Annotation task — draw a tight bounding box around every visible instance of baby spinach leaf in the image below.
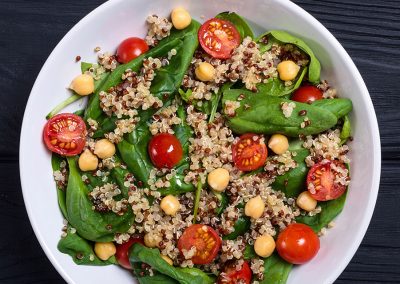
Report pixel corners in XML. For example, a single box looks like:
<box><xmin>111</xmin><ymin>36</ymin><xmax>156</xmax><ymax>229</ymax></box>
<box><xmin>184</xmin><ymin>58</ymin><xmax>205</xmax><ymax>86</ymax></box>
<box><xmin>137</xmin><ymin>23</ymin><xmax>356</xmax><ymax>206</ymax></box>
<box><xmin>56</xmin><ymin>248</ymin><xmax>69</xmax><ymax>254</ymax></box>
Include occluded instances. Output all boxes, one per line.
<box><xmin>51</xmin><ymin>154</ymin><xmax>68</xmax><ymax>219</ymax></box>
<box><xmin>135</xmin><ymin>274</ymin><xmax>178</xmax><ymax>284</ymax></box>
<box><xmin>216</xmin><ymin>12</ymin><xmax>254</xmax><ymax>39</ymax></box>
<box><xmin>257</xmin><ymin>67</ymin><xmax>307</xmax><ymax>97</ymax></box>
<box><xmin>214</xmin><ymin>192</ymin><xmax>229</xmax><ymax>216</ymax></box>
<box><xmin>222</xmin><ymin>216</ymin><xmax>251</xmax><ymax>240</ymax></box>
<box><xmin>340</xmin><ymin>115</ymin><xmax>351</xmax><ymax>145</ymax></box>
<box><xmin>58</xmin><ymin>226</ymin><xmax>116</xmax><ymax>266</ymax></box>
<box><xmin>129</xmin><ymin>244</ymin><xmax>215</xmax><ymax>284</ymax></box>
<box><xmin>296</xmin><ymin>191</ymin><xmax>347</xmax><ymax>233</ymax></box>
<box><xmin>257</xmin><ymin>30</ymin><xmax>321</xmax><ymax>84</ymax></box>
<box><xmin>243</xmin><ymin>244</ymin><xmax>257</xmax><ymax>260</ymax></box>
<box><xmin>312</xmin><ymin>98</ymin><xmax>353</xmax><ymax>119</ymax></box>
<box><xmin>272</xmin><ymin>148</ymin><xmax>310</xmax><ymax>198</ymax></box>
<box><xmin>65</xmin><ymin>157</ymin><xmax>133</xmax><ymax>242</ymax></box>
<box><xmin>80</xmin><ymin>62</ymin><xmax>93</xmax><ymax>73</ymax></box>
<box><xmin>261</xmin><ymin>254</ymin><xmax>292</xmax><ymax>284</ymax></box>
<box><xmin>223</xmin><ymin>89</ymin><xmax>338</xmax><ymax>136</ymax></box>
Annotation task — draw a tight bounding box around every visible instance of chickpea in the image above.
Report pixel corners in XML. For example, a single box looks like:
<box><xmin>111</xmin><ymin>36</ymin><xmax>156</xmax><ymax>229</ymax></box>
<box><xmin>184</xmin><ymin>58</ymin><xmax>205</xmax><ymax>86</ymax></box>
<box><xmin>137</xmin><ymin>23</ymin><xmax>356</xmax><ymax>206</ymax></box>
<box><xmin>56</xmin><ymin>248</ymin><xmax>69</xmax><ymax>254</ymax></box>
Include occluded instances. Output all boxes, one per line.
<box><xmin>161</xmin><ymin>254</ymin><xmax>174</xmax><ymax>266</ymax></box>
<box><xmin>244</xmin><ymin>196</ymin><xmax>265</xmax><ymax>219</ymax></box>
<box><xmin>254</xmin><ymin>234</ymin><xmax>276</xmax><ymax>258</ymax></box>
<box><xmin>268</xmin><ymin>134</ymin><xmax>289</xmax><ymax>155</ymax></box>
<box><xmin>94</xmin><ymin>242</ymin><xmax>116</xmax><ymax>261</ymax></box>
<box><xmin>296</xmin><ymin>191</ymin><xmax>317</xmax><ymax>212</ymax></box>
<box><xmin>144</xmin><ymin>233</ymin><xmax>162</xmax><ymax>248</ymax></box>
<box><xmin>277</xmin><ymin>60</ymin><xmax>300</xmax><ymax>81</ymax></box>
<box><xmin>78</xmin><ymin>149</ymin><xmax>98</xmax><ymax>171</ymax></box>
<box><xmin>207</xmin><ymin>168</ymin><xmax>230</xmax><ymax>192</ymax></box>
<box><xmin>70</xmin><ymin>74</ymin><xmax>94</xmax><ymax>96</ymax></box>
<box><xmin>171</xmin><ymin>7</ymin><xmax>191</xmax><ymax>30</ymax></box>
<box><xmin>94</xmin><ymin>139</ymin><xmax>116</xmax><ymax>159</ymax></box>
<box><xmin>160</xmin><ymin>195</ymin><xmax>180</xmax><ymax>216</ymax></box>
<box><xmin>195</xmin><ymin>62</ymin><xmax>215</xmax><ymax>82</ymax></box>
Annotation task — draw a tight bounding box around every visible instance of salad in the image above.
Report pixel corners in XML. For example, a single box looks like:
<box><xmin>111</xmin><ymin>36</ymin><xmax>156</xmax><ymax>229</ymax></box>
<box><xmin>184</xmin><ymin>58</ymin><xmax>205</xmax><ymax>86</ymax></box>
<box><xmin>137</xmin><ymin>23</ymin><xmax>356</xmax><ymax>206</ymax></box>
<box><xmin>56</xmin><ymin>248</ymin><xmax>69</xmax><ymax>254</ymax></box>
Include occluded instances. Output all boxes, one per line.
<box><xmin>44</xmin><ymin>7</ymin><xmax>352</xmax><ymax>284</ymax></box>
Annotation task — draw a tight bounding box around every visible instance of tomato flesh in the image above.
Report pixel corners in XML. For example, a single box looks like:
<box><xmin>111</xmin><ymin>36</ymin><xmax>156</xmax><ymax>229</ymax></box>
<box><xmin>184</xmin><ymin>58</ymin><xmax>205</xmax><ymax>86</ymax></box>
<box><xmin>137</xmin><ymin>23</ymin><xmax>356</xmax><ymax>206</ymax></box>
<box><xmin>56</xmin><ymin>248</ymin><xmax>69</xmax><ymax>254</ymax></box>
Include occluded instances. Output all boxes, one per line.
<box><xmin>217</xmin><ymin>261</ymin><xmax>252</xmax><ymax>284</ymax></box>
<box><xmin>198</xmin><ymin>18</ymin><xmax>241</xmax><ymax>59</ymax></box>
<box><xmin>115</xmin><ymin>237</ymin><xmax>144</xmax><ymax>269</ymax></box>
<box><xmin>148</xmin><ymin>133</ymin><xmax>183</xmax><ymax>169</ymax></box>
<box><xmin>43</xmin><ymin>113</ymin><xmax>86</xmax><ymax>156</ymax></box>
<box><xmin>276</xmin><ymin>223</ymin><xmax>320</xmax><ymax>264</ymax></box>
<box><xmin>232</xmin><ymin>133</ymin><xmax>268</xmax><ymax>172</ymax></box>
<box><xmin>178</xmin><ymin>224</ymin><xmax>221</xmax><ymax>265</ymax></box>
<box><xmin>291</xmin><ymin>85</ymin><xmax>323</xmax><ymax>103</ymax></box>
<box><xmin>307</xmin><ymin>160</ymin><xmax>347</xmax><ymax>201</ymax></box>
<box><xmin>117</xmin><ymin>37</ymin><xmax>149</xmax><ymax>64</ymax></box>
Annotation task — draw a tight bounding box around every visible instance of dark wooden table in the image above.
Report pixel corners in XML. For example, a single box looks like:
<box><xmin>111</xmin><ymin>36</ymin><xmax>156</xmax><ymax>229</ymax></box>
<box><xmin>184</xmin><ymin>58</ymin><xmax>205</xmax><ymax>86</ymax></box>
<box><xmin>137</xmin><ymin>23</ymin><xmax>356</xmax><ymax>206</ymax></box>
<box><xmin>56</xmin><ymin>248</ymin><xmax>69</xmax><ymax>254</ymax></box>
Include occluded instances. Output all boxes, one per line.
<box><xmin>1</xmin><ymin>0</ymin><xmax>399</xmax><ymax>283</ymax></box>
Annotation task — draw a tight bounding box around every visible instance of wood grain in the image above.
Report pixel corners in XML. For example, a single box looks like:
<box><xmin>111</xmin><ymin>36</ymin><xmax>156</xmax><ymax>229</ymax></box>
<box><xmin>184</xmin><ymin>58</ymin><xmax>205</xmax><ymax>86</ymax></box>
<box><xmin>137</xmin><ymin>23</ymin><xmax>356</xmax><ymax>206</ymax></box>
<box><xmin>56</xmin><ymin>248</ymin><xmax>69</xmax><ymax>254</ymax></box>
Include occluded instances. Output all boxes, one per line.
<box><xmin>0</xmin><ymin>0</ymin><xmax>399</xmax><ymax>283</ymax></box>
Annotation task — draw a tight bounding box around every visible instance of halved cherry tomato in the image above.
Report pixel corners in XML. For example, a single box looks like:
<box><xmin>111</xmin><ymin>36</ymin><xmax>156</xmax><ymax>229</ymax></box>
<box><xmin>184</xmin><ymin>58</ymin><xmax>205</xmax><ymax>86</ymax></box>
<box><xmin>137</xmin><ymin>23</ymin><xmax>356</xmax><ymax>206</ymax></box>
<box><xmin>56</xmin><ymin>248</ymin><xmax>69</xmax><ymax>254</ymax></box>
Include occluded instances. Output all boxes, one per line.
<box><xmin>198</xmin><ymin>18</ymin><xmax>241</xmax><ymax>59</ymax></box>
<box><xmin>232</xmin><ymin>133</ymin><xmax>268</xmax><ymax>172</ymax></box>
<box><xmin>148</xmin><ymin>133</ymin><xmax>183</xmax><ymax>169</ymax></box>
<box><xmin>291</xmin><ymin>85</ymin><xmax>323</xmax><ymax>103</ymax></box>
<box><xmin>43</xmin><ymin>113</ymin><xmax>86</xmax><ymax>156</ymax></box>
<box><xmin>115</xmin><ymin>237</ymin><xmax>144</xmax><ymax>269</ymax></box>
<box><xmin>307</xmin><ymin>160</ymin><xmax>348</xmax><ymax>201</ymax></box>
<box><xmin>276</xmin><ymin>223</ymin><xmax>320</xmax><ymax>264</ymax></box>
<box><xmin>116</xmin><ymin>37</ymin><xmax>149</xmax><ymax>64</ymax></box>
<box><xmin>217</xmin><ymin>260</ymin><xmax>252</xmax><ymax>284</ymax></box>
<box><xmin>178</xmin><ymin>224</ymin><xmax>221</xmax><ymax>265</ymax></box>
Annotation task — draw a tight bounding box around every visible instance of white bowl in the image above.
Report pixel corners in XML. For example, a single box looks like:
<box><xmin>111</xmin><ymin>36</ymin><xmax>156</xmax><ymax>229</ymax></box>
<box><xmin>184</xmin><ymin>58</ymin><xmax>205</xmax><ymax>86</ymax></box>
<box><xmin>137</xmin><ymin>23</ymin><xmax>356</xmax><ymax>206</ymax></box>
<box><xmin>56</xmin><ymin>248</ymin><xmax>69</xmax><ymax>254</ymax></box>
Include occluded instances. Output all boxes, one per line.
<box><xmin>19</xmin><ymin>0</ymin><xmax>381</xmax><ymax>283</ymax></box>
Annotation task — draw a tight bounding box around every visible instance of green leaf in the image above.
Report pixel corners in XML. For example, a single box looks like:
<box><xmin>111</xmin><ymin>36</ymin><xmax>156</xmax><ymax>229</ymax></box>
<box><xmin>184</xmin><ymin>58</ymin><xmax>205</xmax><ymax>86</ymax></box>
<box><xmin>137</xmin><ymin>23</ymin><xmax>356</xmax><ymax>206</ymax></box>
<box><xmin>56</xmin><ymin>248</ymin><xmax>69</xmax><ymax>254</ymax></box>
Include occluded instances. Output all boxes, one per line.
<box><xmin>214</xmin><ymin>192</ymin><xmax>229</xmax><ymax>216</ymax></box>
<box><xmin>257</xmin><ymin>67</ymin><xmax>307</xmax><ymax>97</ymax></box>
<box><xmin>257</xmin><ymin>30</ymin><xmax>321</xmax><ymax>84</ymax></box>
<box><xmin>223</xmin><ymin>89</ymin><xmax>338</xmax><ymax>136</ymax></box>
<box><xmin>312</xmin><ymin>99</ymin><xmax>353</xmax><ymax>119</ymax></box>
<box><xmin>81</xmin><ymin>62</ymin><xmax>93</xmax><ymax>73</ymax></box>
<box><xmin>243</xmin><ymin>244</ymin><xmax>257</xmax><ymax>260</ymax></box>
<box><xmin>58</xmin><ymin>226</ymin><xmax>116</xmax><ymax>266</ymax></box>
<box><xmin>216</xmin><ymin>12</ymin><xmax>254</xmax><ymax>39</ymax></box>
<box><xmin>193</xmin><ymin>180</ymin><xmax>202</xmax><ymax>223</ymax></box>
<box><xmin>296</xmin><ymin>191</ymin><xmax>347</xmax><ymax>233</ymax></box>
<box><xmin>260</xmin><ymin>254</ymin><xmax>292</xmax><ymax>284</ymax></box>
<box><xmin>340</xmin><ymin>115</ymin><xmax>351</xmax><ymax>145</ymax></box>
<box><xmin>51</xmin><ymin>154</ymin><xmax>68</xmax><ymax>219</ymax></box>
<box><xmin>271</xmin><ymin>148</ymin><xmax>310</xmax><ymax>198</ymax></box>
<box><xmin>222</xmin><ymin>216</ymin><xmax>251</xmax><ymax>240</ymax></box>
<box><xmin>129</xmin><ymin>244</ymin><xmax>215</xmax><ymax>284</ymax></box>
<box><xmin>65</xmin><ymin>157</ymin><xmax>133</xmax><ymax>242</ymax></box>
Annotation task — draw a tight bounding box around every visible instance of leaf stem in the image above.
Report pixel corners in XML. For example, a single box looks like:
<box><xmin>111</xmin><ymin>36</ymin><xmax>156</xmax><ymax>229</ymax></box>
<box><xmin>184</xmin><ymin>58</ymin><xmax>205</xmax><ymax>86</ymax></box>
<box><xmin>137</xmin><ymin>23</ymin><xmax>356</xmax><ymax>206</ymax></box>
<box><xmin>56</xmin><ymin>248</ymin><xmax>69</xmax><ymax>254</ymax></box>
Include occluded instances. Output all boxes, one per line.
<box><xmin>193</xmin><ymin>179</ymin><xmax>202</xmax><ymax>223</ymax></box>
<box><xmin>46</xmin><ymin>94</ymin><xmax>82</xmax><ymax>119</ymax></box>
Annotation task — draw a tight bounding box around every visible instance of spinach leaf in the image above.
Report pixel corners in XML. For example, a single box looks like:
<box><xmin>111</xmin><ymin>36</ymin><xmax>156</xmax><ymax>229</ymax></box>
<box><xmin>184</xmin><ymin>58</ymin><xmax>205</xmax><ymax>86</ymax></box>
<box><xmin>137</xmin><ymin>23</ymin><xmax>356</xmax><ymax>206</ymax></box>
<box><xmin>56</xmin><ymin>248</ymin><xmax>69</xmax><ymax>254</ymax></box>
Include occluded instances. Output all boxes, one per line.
<box><xmin>260</xmin><ymin>254</ymin><xmax>292</xmax><ymax>284</ymax></box>
<box><xmin>243</xmin><ymin>244</ymin><xmax>257</xmax><ymax>260</ymax></box>
<box><xmin>135</xmin><ymin>274</ymin><xmax>178</xmax><ymax>284</ymax></box>
<box><xmin>193</xmin><ymin>180</ymin><xmax>202</xmax><ymax>223</ymax></box>
<box><xmin>58</xmin><ymin>226</ymin><xmax>116</xmax><ymax>266</ymax></box>
<box><xmin>129</xmin><ymin>244</ymin><xmax>215</xmax><ymax>284</ymax></box>
<box><xmin>257</xmin><ymin>30</ymin><xmax>321</xmax><ymax>84</ymax></box>
<box><xmin>340</xmin><ymin>115</ymin><xmax>351</xmax><ymax>145</ymax></box>
<box><xmin>85</xmin><ymin>20</ymin><xmax>200</xmax><ymax>122</ymax></box>
<box><xmin>257</xmin><ymin>67</ymin><xmax>307</xmax><ymax>97</ymax></box>
<box><xmin>271</xmin><ymin>148</ymin><xmax>309</xmax><ymax>198</ymax></box>
<box><xmin>223</xmin><ymin>89</ymin><xmax>340</xmax><ymax>136</ymax></box>
<box><xmin>312</xmin><ymin>99</ymin><xmax>353</xmax><ymax>119</ymax></box>
<box><xmin>65</xmin><ymin>157</ymin><xmax>133</xmax><ymax>242</ymax></box>
<box><xmin>222</xmin><ymin>216</ymin><xmax>251</xmax><ymax>240</ymax></box>
<box><xmin>81</xmin><ymin>62</ymin><xmax>93</xmax><ymax>73</ymax></box>
<box><xmin>51</xmin><ymin>154</ymin><xmax>68</xmax><ymax>219</ymax></box>
<box><xmin>296</xmin><ymin>191</ymin><xmax>347</xmax><ymax>233</ymax></box>
<box><xmin>216</xmin><ymin>12</ymin><xmax>254</xmax><ymax>39</ymax></box>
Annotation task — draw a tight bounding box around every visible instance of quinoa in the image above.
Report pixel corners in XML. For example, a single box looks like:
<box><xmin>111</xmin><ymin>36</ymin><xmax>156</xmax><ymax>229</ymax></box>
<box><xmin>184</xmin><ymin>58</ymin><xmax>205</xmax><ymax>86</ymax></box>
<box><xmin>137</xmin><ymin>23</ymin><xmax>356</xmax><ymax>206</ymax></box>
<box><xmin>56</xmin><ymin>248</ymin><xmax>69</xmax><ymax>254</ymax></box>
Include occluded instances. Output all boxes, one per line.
<box><xmin>145</xmin><ymin>15</ymin><xmax>173</xmax><ymax>46</ymax></box>
<box><xmin>281</xmin><ymin>101</ymin><xmax>296</xmax><ymax>118</ymax></box>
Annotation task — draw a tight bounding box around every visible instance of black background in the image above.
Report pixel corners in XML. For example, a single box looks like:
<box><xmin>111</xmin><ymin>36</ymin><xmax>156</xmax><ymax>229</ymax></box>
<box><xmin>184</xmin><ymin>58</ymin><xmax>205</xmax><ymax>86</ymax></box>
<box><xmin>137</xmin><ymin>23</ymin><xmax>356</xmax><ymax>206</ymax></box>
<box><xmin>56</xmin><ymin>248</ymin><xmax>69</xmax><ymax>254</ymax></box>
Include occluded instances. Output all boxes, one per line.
<box><xmin>1</xmin><ymin>0</ymin><xmax>399</xmax><ymax>283</ymax></box>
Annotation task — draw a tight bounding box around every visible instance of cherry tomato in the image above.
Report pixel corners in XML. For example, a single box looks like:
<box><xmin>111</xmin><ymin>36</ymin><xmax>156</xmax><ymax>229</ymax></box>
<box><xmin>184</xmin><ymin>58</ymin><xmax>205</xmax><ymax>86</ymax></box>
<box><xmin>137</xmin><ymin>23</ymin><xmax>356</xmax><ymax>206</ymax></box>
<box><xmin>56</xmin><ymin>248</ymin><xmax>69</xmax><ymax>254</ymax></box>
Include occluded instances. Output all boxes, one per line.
<box><xmin>291</xmin><ymin>85</ymin><xmax>323</xmax><ymax>103</ymax></box>
<box><xmin>232</xmin><ymin>133</ymin><xmax>268</xmax><ymax>172</ymax></box>
<box><xmin>198</xmin><ymin>18</ymin><xmax>241</xmax><ymax>59</ymax></box>
<box><xmin>43</xmin><ymin>113</ymin><xmax>86</xmax><ymax>156</ymax></box>
<box><xmin>276</xmin><ymin>223</ymin><xmax>320</xmax><ymax>264</ymax></box>
<box><xmin>217</xmin><ymin>261</ymin><xmax>252</xmax><ymax>284</ymax></box>
<box><xmin>148</xmin><ymin>133</ymin><xmax>183</xmax><ymax>169</ymax></box>
<box><xmin>307</xmin><ymin>160</ymin><xmax>348</xmax><ymax>201</ymax></box>
<box><xmin>116</xmin><ymin>37</ymin><xmax>149</xmax><ymax>64</ymax></box>
<box><xmin>178</xmin><ymin>224</ymin><xmax>221</xmax><ymax>265</ymax></box>
<box><xmin>115</xmin><ymin>237</ymin><xmax>144</xmax><ymax>269</ymax></box>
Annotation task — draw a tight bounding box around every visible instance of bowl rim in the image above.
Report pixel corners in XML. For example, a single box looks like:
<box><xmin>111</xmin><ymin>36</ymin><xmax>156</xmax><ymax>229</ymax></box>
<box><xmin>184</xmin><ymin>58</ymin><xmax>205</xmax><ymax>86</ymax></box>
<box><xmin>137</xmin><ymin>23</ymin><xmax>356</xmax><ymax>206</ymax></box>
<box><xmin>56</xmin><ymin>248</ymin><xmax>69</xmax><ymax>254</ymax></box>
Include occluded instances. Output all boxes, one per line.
<box><xmin>19</xmin><ymin>0</ymin><xmax>381</xmax><ymax>283</ymax></box>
